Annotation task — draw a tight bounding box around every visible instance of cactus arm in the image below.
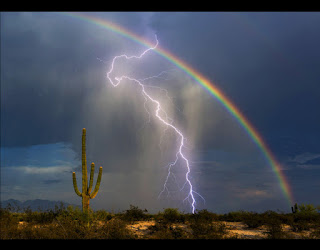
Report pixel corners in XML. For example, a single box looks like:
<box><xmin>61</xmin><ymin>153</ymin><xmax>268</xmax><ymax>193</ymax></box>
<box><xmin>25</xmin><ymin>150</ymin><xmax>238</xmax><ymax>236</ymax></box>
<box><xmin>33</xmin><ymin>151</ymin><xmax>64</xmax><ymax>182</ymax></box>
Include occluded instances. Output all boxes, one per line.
<box><xmin>72</xmin><ymin>172</ymin><xmax>82</xmax><ymax>197</ymax></box>
<box><xmin>90</xmin><ymin>166</ymin><xmax>103</xmax><ymax>199</ymax></box>
<box><xmin>88</xmin><ymin>162</ymin><xmax>95</xmax><ymax>194</ymax></box>
<box><xmin>82</xmin><ymin>128</ymin><xmax>88</xmax><ymax>194</ymax></box>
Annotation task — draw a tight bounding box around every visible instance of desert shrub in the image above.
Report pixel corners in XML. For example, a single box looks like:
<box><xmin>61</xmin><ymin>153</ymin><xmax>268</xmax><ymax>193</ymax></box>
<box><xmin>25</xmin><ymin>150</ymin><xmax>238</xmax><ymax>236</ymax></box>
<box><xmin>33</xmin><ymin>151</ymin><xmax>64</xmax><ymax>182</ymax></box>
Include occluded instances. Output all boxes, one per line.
<box><xmin>169</xmin><ymin>226</ymin><xmax>188</xmax><ymax>239</ymax></box>
<box><xmin>50</xmin><ymin>206</ymin><xmax>109</xmax><ymax>239</ymax></box>
<box><xmin>57</xmin><ymin>205</ymin><xmax>81</xmax><ymax>219</ymax></box>
<box><xmin>93</xmin><ymin>209</ymin><xmax>114</xmax><ymax>221</ymax></box>
<box><xmin>147</xmin><ymin>220</ymin><xmax>168</xmax><ymax>235</ymax></box>
<box><xmin>263</xmin><ymin>215</ymin><xmax>289</xmax><ymax>239</ymax></box>
<box><xmin>17</xmin><ymin>223</ymin><xmax>61</xmax><ymax>239</ymax></box>
<box><xmin>148</xmin><ymin>208</ymin><xmax>189</xmax><ymax>239</ymax></box>
<box><xmin>162</xmin><ymin>208</ymin><xmax>182</xmax><ymax>223</ymax></box>
<box><xmin>17</xmin><ymin>216</ymin><xmax>136</xmax><ymax>239</ymax></box>
<box><xmin>287</xmin><ymin>212</ymin><xmax>319</xmax><ymax>232</ymax></box>
<box><xmin>53</xmin><ymin>213</ymin><xmax>91</xmax><ymax>239</ymax></box>
<box><xmin>99</xmin><ymin>218</ymin><xmax>136</xmax><ymax>239</ymax></box>
<box><xmin>158</xmin><ymin>208</ymin><xmax>185</xmax><ymax>224</ymax></box>
<box><xmin>242</xmin><ymin>212</ymin><xmax>264</xmax><ymax>228</ymax></box>
<box><xmin>220</xmin><ymin>210</ymin><xmax>247</xmax><ymax>222</ymax></box>
<box><xmin>190</xmin><ymin>209</ymin><xmax>218</xmax><ymax>224</ymax></box>
<box><xmin>289</xmin><ymin>203</ymin><xmax>320</xmax><ymax>232</ymax></box>
<box><xmin>260</xmin><ymin>210</ymin><xmax>289</xmax><ymax>225</ymax></box>
<box><xmin>56</xmin><ymin>205</ymin><xmax>98</xmax><ymax>224</ymax></box>
<box><xmin>147</xmin><ymin>220</ymin><xmax>190</xmax><ymax>239</ymax></box>
<box><xmin>19</xmin><ymin>202</ymin><xmax>68</xmax><ymax>225</ymax></box>
<box><xmin>264</xmin><ymin>223</ymin><xmax>285</xmax><ymax>239</ymax></box>
<box><xmin>297</xmin><ymin>204</ymin><xmax>319</xmax><ymax>214</ymax></box>
<box><xmin>186</xmin><ymin>209</ymin><xmax>226</xmax><ymax>239</ymax></box>
<box><xmin>189</xmin><ymin>220</ymin><xmax>227</xmax><ymax>239</ymax></box>
<box><xmin>22</xmin><ymin>208</ymin><xmax>57</xmax><ymax>224</ymax></box>
<box><xmin>289</xmin><ymin>218</ymin><xmax>312</xmax><ymax>232</ymax></box>
<box><xmin>309</xmin><ymin>218</ymin><xmax>320</xmax><ymax>239</ymax></box>
<box><xmin>0</xmin><ymin>208</ymin><xmax>20</xmax><ymax>239</ymax></box>
<box><xmin>120</xmin><ymin>205</ymin><xmax>149</xmax><ymax>222</ymax></box>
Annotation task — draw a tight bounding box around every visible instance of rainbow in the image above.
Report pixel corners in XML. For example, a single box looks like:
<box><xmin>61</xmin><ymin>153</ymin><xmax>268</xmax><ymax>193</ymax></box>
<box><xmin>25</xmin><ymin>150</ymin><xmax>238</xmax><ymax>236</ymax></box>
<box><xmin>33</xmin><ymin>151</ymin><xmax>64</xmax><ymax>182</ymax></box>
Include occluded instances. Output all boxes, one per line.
<box><xmin>62</xmin><ymin>12</ymin><xmax>294</xmax><ymax>207</ymax></box>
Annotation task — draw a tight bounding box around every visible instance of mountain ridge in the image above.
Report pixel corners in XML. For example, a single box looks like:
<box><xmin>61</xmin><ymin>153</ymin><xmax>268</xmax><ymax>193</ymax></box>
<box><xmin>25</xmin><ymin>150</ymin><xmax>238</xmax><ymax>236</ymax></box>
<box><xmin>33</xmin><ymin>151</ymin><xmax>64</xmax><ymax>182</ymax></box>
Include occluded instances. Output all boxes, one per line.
<box><xmin>0</xmin><ymin>199</ymin><xmax>80</xmax><ymax>211</ymax></box>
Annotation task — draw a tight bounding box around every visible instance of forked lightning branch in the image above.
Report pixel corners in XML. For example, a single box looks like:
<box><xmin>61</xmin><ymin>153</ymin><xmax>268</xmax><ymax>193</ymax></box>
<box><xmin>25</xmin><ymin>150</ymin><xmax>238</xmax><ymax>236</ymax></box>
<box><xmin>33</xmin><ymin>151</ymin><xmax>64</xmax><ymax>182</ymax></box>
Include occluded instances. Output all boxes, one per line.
<box><xmin>106</xmin><ymin>36</ymin><xmax>204</xmax><ymax>213</ymax></box>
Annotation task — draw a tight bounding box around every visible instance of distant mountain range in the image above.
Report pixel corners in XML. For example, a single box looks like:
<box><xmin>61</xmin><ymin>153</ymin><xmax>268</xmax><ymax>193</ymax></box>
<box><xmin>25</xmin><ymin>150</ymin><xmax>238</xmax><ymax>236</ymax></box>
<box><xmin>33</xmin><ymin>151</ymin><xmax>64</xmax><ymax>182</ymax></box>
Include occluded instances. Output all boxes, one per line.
<box><xmin>0</xmin><ymin>199</ymin><xmax>80</xmax><ymax>211</ymax></box>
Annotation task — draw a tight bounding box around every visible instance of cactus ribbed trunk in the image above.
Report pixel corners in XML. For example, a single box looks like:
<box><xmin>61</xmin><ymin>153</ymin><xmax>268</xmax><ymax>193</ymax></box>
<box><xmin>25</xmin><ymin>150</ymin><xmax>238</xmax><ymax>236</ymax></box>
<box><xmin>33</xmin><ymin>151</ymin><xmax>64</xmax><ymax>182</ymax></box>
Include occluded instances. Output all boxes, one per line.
<box><xmin>82</xmin><ymin>194</ymin><xmax>90</xmax><ymax>214</ymax></box>
<box><xmin>72</xmin><ymin>128</ymin><xmax>103</xmax><ymax>215</ymax></box>
<box><xmin>82</xmin><ymin>128</ymin><xmax>88</xmax><ymax>196</ymax></box>
<box><xmin>291</xmin><ymin>203</ymin><xmax>298</xmax><ymax>213</ymax></box>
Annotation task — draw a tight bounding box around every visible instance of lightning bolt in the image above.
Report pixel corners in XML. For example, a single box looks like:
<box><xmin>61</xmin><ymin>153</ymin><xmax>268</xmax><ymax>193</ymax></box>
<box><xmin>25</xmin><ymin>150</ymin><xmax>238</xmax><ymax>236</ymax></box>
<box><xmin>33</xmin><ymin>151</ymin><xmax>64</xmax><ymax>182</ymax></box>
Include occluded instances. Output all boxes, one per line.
<box><xmin>106</xmin><ymin>36</ymin><xmax>203</xmax><ymax>213</ymax></box>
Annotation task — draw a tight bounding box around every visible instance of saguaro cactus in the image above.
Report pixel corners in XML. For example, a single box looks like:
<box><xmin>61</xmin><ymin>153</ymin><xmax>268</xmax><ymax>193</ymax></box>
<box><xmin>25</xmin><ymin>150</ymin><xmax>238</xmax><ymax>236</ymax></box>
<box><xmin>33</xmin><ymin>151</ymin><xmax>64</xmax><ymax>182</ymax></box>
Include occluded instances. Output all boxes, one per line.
<box><xmin>72</xmin><ymin>128</ymin><xmax>103</xmax><ymax>214</ymax></box>
<box><xmin>291</xmin><ymin>203</ymin><xmax>298</xmax><ymax>213</ymax></box>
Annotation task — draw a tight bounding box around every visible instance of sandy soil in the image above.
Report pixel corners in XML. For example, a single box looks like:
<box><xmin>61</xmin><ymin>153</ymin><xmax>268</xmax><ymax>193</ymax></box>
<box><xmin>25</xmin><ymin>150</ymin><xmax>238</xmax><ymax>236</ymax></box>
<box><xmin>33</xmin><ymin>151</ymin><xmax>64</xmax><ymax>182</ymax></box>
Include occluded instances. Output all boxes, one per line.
<box><xmin>126</xmin><ymin>220</ymin><xmax>318</xmax><ymax>239</ymax></box>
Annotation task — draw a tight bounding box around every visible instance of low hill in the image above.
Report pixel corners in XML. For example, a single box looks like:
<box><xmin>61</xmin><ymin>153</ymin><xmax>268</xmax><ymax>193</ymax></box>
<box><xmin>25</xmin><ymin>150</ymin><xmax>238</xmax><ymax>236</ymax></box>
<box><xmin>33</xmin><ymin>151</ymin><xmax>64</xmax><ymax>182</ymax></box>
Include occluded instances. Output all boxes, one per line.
<box><xmin>0</xmin><ymin>199</ymin><xmax>79</xmax><ymax>211</ymax></box>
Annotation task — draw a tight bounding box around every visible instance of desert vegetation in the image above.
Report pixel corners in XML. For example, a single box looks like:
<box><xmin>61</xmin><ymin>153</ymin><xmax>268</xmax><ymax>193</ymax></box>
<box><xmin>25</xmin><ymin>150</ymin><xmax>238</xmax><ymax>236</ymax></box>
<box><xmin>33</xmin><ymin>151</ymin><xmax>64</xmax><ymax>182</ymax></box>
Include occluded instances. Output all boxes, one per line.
<box><xmin>1</xmin><ymin>202</ymin><xmax>319</xmax><ymax>239</ymax></box>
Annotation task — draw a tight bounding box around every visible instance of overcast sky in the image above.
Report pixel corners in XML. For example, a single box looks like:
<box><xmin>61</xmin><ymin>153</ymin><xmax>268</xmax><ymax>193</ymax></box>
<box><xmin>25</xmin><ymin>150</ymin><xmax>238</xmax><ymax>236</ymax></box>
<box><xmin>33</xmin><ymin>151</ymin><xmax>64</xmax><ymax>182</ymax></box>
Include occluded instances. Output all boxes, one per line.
<box><xmin>1</xmin><ymin>12</ymin><xmax>320</xmax><ymax>214</ymax></box>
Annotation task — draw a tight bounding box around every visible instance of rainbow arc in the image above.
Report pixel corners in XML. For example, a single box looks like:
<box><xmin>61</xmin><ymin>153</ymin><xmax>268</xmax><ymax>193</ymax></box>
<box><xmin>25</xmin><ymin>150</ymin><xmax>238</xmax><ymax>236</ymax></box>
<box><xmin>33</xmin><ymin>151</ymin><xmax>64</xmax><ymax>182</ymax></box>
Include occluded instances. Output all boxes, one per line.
<box><xmin>63</xmin><ymin>12</ymin><xmax>294</xmax><ymax>208</ymax></box>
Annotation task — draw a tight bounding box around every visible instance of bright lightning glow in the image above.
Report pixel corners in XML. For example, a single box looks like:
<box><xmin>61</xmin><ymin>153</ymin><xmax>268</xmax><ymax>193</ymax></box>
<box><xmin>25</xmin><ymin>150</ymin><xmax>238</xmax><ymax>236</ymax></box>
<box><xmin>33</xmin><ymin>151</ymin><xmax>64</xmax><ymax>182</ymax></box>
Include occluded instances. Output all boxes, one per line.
<box><xmin>106</xmin><ymin>36</ymin><xmax>203</xmax><ymax>213</ymax></box>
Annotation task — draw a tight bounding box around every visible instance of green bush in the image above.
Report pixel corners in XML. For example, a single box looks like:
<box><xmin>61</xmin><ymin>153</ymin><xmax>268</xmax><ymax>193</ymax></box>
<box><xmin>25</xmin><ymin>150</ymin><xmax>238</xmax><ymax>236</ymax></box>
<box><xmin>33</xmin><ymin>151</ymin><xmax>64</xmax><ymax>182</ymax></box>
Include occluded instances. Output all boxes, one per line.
<box><xmin>162</xmin><ymin>208</ymin><xmax>181</xmax><ymax>222</ymax></box>
<box><xmin>187</xmin><ymin>209</ymin><xmax>226</xmax><ymax>239</ymax></box>
<box><xmin>189</xmin><ymin>220</ymin><xmax>226</xmax><ymax>239</ymax></box>
<box><xmin>148</xmin><ymin>208</ymin><xmax>190</xmax><ymax>239</ymax></box>
<box><xmin>99</xmin><ymin>218</ymin><xmax>136</xmax><ymax>239</ymax></box>
<box><xmin>287</xmin><ymin>211</ymin><xmax>319</xmax><ymax>232</ymax></box>
<box><xmin>23</xmin><ymin>208</ymin><xmax>56</xmax><ymax>224</ymax></box>
<box><xmin>263</xmin><ymin>215</ymin><xmax>289</xmax><ymax>239</ymax></box>
<box><xmin>220</xmin><ymin>210</ymin><xmax>247</xmax><ymax>222</ymax></box>
<box><xmin>297</xmin><ymin>204</ymin><xmax>319</xmax><ymax>214</ymax></box>
<box><xmin>93</xmin><ymin>209</ymin><xmax>114</xmax><ymax>221</ymax></box>
<box><xmin>190</xmin><ymin>209</ymin><xmax>218</xmax><ymax>223</ymax></box>
<box><xmin>159</xmin><ymin>208</ymin><xmax>185</xmax><ymax>224</ymax></box>
<box><xmin>147</xmin><ymin>220</ymin><xmax>190</xmax><ymax>239</ymax></box>
<box><xmin>0</xmin><ymin>208</ymin><xmax>20</xmax><ymax>239</ymax></box>
<box><xmin>120</xmin><ymin>205</ymin><xmax>149</xmax><ymax>222</ymax></box>
<box><xmin>242</xmin><ymin>212</ymin><xmax>264</xmax><ymax>228</ymax></box>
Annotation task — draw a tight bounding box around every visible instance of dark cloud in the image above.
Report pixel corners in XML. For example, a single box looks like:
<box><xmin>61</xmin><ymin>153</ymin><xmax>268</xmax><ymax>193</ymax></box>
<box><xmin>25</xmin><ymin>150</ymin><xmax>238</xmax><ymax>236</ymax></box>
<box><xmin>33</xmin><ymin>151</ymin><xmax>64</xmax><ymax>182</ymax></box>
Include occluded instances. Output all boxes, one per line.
<box><xmin>1</xmin><ymin>12</ymin><xmax>154</xmax><ymax>148</ymax></box>
<box><xmin>149</xmin><ymin>12</ymin><xmax>320</xmax><ymax>152</ymax></box>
